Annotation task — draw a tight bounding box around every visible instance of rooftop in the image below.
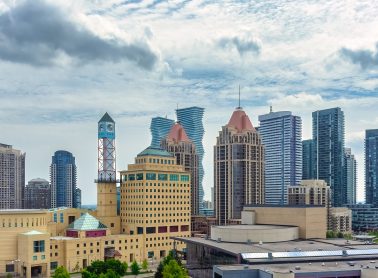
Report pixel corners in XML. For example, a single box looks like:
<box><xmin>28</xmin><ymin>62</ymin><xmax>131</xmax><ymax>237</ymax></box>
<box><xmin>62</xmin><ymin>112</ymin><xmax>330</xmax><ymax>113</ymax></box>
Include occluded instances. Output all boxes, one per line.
<box><xmin>0</xmin><ymin>209</ymin><xmax>47</xmax><ymax>214</ymax></box>
<box><xmin>227</xmin><ymin>108</ymin><xmax>255</xmax><ymax>132</ymax></box>
<box><xmin>67</xmin><ymin>213</ymin><xmax>107</xmax><ymax>231</ymax></box>
<box><xmin>137</xmin><ymin>146</ymin><xmax>174</xmax><ymax>158</ymax></box>
<box><xmin>166</xmin><ymin>122</ymin><xmax>191</xmax><ymax>143</ymax></box>
<box><xmin>99</xmin><ymin>112</ymin><xmax>115</xmax><ymax>123</ymax></box>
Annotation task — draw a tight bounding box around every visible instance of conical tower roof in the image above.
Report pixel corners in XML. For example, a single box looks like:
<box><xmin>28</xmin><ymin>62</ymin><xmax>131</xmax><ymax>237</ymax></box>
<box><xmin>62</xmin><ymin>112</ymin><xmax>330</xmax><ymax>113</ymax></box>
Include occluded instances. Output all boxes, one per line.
<box><xmin>98</xmin><ymin>112</ymin><xmax>115</xmax><ymax>123</ymax></box>
<box><xmin>67</xmin><ymin>213</ymin><xmax>107</xmax><ymax>231</ymax></box>
<box><xmin>227</xmin><ymin>108</ymin><xmax>255</xmax><ymax>132</ymax></box>
<box><xmin>166</xmin><ymin>122</ymin><xmax>191</xmax><ymax>143</ymax></box>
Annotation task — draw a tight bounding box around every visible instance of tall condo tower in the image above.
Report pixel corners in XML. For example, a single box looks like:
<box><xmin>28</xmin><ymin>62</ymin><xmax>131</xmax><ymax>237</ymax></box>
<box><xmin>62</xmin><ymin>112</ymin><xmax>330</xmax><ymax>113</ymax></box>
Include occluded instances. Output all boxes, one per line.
<box><xmin>302</xmin><ymin>139</ymin><xmax>315</xmax><ymax>180</ymax></box>
<box><xmin>0</xmin><ymin>143</ymin><xmax>25</xmax><ymax>209</ymax></box>
<box><xmin>258</xmin><ymin>110</ymin><xmax>302</xmax><ymax>205</ymax></box>
<box><xmin>96</xmin><ymin>112</ymin><xmax>120</xmax><ymax>234</ymax></box>
<box><xmin>50</xmin><ymin>150</ymin><xmax>77</xmax><ymax>208</ymax></box>
<box><xmin>313</xmin><ymin>107</ymin><xmax>345</xmax><ymax>207</ymax></box>
<box><xmin>161</xmin><ymin>122</ymin><xmax>200</xmax><ymax>215</ymax></box>
<box><xmin>214</xmin><ymin>107</ymin><xmax>265</xmax><ymax>225</ymax></box>
<box><xmin>365</xmin><ymin>129</ymin><xmax>378</xmax><ymax>206</ymax></box>
<box><xmin>150</xmin><ymin>117</ymin><xmax>175</xmax><ymax>148</ymax></box>
<box><xmin>344</xmin><ymin>148</ymin><xmax>357</xmax><ymax>205</ymax></box>
<box><xmin>176</xmin><ymin>107</ymin><xmax>205</xmax><ymax>214</ymax></box>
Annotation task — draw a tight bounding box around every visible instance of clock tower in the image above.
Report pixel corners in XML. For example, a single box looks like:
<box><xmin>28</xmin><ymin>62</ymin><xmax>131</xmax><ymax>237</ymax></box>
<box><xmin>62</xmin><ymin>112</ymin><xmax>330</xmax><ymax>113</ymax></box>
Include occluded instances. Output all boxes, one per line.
<box><xmin>96</xmin><ymin>112</ymin><xmax>120</xmax><ymax>234</ymax></box>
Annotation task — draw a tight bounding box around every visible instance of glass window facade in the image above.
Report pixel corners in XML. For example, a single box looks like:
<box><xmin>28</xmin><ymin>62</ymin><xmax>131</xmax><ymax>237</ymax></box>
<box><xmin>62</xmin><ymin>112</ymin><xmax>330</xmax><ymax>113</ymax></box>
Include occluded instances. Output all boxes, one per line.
<box><xmin>146</xmin><ymin>173</ymin><xmax>156</xmax><ymax>180</ymax></box>
<box><xmin>136</xmin><ymin>173</ymin><xmax>144</xmax><ymax>180</ymax></box>
<box><xmin>180</xmin><ymin>175</ymin><xmax>189</xmax><ymax>182</ymax></box>
<box><xmin>158</xmin><ymin>174</ymin><xmax>168</xmax><ymax>181</ymax></box>
<box><xmin>33</xmin><ymin>240</ymin><xmax>45</xmax><ymax>253</ymax></box>
<box><xmin>170</xmin><ymin>174</ymin><xmax>179</xmax><ymax>181</ymax></box>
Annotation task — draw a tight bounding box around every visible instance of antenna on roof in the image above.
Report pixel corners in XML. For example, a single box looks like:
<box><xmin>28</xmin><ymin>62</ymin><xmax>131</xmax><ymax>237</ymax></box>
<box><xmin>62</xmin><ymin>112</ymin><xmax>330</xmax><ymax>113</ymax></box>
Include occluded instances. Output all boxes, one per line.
<box><xmin>270</xmin><ymin>105</ymin><xmax>273</xmax><ymax>113</ymax></box>
<box><xmin>237</xmin><ymin>85</ymin><xmax>241</xmax><ymax>109</ymax></box>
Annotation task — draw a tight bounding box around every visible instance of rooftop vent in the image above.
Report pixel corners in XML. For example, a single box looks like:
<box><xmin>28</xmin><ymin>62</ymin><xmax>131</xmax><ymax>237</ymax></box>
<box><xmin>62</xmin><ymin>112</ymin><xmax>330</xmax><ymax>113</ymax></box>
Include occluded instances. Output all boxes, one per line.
<box><xmin>294</xmin><ymin>266</ymin><xmax>301</xmax><ymax>270</ymax></box>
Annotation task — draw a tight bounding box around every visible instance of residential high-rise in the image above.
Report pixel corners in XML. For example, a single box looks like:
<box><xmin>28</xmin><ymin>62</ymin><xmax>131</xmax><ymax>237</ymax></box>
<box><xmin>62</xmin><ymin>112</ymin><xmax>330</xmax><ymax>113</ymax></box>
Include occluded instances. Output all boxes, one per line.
<box><xmin>96</xmin><ymin>112</ymin><xmax>120</xmax><ymax>234</ymax></box>
<box><xmin>50</xmin><ymin>150</ymin><xmax>77</xmax><ymax>208</ymax></box>
<box><xmin>313</xmin><ymin>107</ymin><xmax>345</xmax><ymax>207</ymax></box>
<box><xmin>214</xmin><ymin>107</ymin><xmax>264</xmax><ymax>225</ymax></box>
<box><xmin>176</xmin><ymin>107</ymin><xmax>205</xmax><ymax>214</ymax></box>
<box><xmin>75</xmin><ymin>188</ymin><xmax>82</xmax><ymax>208</ymax></box>
<box><xmin>302</xmin><ymin>139</ymin><xmax>315</xmax><ymax>180</ymax></box>
<box><xmin>365</xmin><ymin>129</ymin><xmax>378</xmax><ymax>206</ymax></box>
<box><xmin>288</xmin><ymin>180</ymin><xmax>330</xmax><ymax>206</ymax></box>
<box><xmin>161</xmin><ymin>122</ymin><xmax>200</xmax><ymax>215</ymax></box>
<box><xmin>24</xmin><ymin>178</ymin><xmax>51</xmax><ymax>209</ymax></box>
<box><xmin>0</xmin><ymin>143</ymin><xmax>25</xmax><ymax>209</ymax></box>
<box><xmin>344</xmin><ymin>148</ymin><xmax>357</xmax><ymax>205</ymax></box>
<box><xmin>120</xmin><ymin>146</ymin><xmax>191</xmax><ymax>255</ymax></box>
<box><xmin>150</xmin><ymin>117</ymin><xmax>175</xmax><ymax>148</ymax></box>
<box><xmin>258</xmin><ymin>110</ymin><xmax>302</xmax><ymax>204</ymax></box>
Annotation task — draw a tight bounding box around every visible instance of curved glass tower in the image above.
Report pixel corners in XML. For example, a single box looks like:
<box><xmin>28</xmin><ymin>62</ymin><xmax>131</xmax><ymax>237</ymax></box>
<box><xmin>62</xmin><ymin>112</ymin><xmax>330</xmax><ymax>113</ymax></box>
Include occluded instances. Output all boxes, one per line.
<box><xmin>150</xmin><ymin>117</ymin><xmax>175</xmax><ymax>148</ymax></box>
<box><xmin>176</xmin><ymin>107</ymin><xmax>205</xmax><ymax>214</ymax></box>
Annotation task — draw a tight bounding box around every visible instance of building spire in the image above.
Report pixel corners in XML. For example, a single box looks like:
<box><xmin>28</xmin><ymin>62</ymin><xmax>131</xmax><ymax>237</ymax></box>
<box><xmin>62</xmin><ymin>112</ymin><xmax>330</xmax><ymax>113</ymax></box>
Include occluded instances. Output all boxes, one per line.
<box><xmin>237</xmin><ymin>85</ymin><xmax>242</xmax><ymax>109</ymax></box>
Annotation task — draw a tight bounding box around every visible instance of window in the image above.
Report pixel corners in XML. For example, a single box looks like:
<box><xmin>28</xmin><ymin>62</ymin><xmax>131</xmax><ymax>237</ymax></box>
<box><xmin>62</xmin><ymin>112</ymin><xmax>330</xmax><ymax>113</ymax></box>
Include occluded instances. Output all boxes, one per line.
<box><xmin>50</xmin><ymin>262</ymin><xmax>58</xmax><ymax>270</ymax></box>
<box><xmin>158</xmin><ymin>174</ymin><xmax>168</xmax><ymax>181</ymax></box>
<box><xmin>60</xmin><ymin>212</ymin><xmax>64</xmax><ymax>223</ymax></box>
<box><xmin>6</xmin><ymin>264</ymin><xmax>14</xmax><ymax>272</ymax></box>
<box><xmin>129</xmin><ymin>174</ymin><xmax>135</xmax><ymax>181</ymax></box>
<box><xmin>169</xmin><ymin>174</ymin><xmax>179</xmax><ymax>181</ymax></box>
<box><xmin>136</xmin><ymin>173</ymin><xmax>144</xmax><ymax>180</ymax></box>
<box><xmin>137</xmin><ymin>227</ymin><xmax>144</xmax><ymax>234</ymax></box>
<box><xmin>53</xmin><ymin>213</ymin><xmax>57</xmax><ymax>223</ymax></box>
<box><xmin>33</xmin><ymin>240</ymin><xmax>45</xmax><ymax>253</ymax></box>
<box><xmin>146</xmin><ymin>227</ymin><xmax>156</xmax><ymax>234</ymax></box>
<box><xmin>180</xmin><ymin>175</ymin><xmax>189</xmax><ymax>182</ymax></box>
<box><xmin>148</xmin><ymin>251</ymin><xmax>154</xmax><ymax>258</ymax></box>
<box><xmin>41</xmin><ymin>255</ymin><xmax>45</xmax><ymax>260</ymax></box>
<box><xmin>146</xmin><ymin>173</ymin><xmax>156</xmax><ymax>180</ymax></box>
<box><xmin>33</xmin><ymin>256</ymin><xmax>37</xmax><ymax>261</ymax></box>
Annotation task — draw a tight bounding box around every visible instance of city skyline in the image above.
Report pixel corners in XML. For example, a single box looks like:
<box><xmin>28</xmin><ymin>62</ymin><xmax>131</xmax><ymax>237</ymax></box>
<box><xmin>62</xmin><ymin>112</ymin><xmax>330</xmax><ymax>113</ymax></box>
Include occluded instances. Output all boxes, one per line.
<box><xmin>1</xmin><ymin>0</ymin><xmax>378</xmax><ymax>204</ymax></box>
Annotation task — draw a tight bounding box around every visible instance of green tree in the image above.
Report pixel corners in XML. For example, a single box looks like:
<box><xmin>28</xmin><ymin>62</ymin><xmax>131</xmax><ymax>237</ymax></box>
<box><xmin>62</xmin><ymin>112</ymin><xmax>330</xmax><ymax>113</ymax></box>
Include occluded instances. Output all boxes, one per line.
<box><xmin>52</xmin><ymin>266</ymin><xmax>70</xmax><ymax>278</ymax></box>
<box><xmin>122</xmin><ymin>262</ymin><xmax>128</xmax><ymax>273</ymax></box>
<box><xmin>141</xmin><ymin>259</ymin><xmax>149</xmax><ymax>271</ymax></box>
<box><xmin>105</xmin><ymin>269</ymin><xmax>120</xmax><ymax>278</ymax></box>
<box><xmin>81</xmin><ymin>269</ymin><xmax>97</xmax><ymax>278</ymax></box>
<box><xmin>105</xmin><ymin>259</ymin><xmax>126</xmax><ymax>276</ymax></box>
<box><xmin>154</xmin><ymin>262</ymin><xmax>164</xmax><ymax>278</ymax></box>
<box><xmin>87</xmin><ymin>260</ymin><xmax>106</xmax><ymax>275</ymax></box>
<box><xmin>162</xmin><ymin>260</ymin><xmax>188</xmax><ymax>278</ymax></box>
<box><xmin>337</xmin><ymin>231</ymin><xmax>344</xmax><ymax>238</ymax></box>
<box><xmin>130</xmin><ymin>261</ymin><xmax>140</xmax><ymax>275</ymax></box>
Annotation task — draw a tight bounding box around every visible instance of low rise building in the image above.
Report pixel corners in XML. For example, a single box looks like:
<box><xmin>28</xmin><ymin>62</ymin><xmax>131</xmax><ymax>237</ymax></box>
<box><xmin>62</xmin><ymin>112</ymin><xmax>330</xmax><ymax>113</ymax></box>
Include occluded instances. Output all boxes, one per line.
<box><xmin>348</xmin><ymin>204</ymin><xmax>378</xmax><ymax>232</ymax></box>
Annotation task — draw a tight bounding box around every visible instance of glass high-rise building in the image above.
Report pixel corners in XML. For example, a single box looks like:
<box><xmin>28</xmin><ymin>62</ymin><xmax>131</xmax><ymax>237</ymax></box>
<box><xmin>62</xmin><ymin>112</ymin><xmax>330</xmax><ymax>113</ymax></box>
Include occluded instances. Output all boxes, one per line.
<box><xmin>344</xmin><ymin>148</ymin><xmax>357</xmax><ymax>205</ymax></box>
<box><xmin>302</xmin><ymin>139</ymin><xmax>315</xmax><ymax>180</ymax></box>
<box><xmin>258</xmin><ymin>111</ymin><xmax>302</xmax><ymax>204</ymax></box>
<box><xmin>176</xmin><ymin>107</ymin><xmax>205</xmax><ymax>214</ymax></box>
<box><xmin>50</xmin><ymin>150</ymin><xmax>78</xmax><ymax>208</ymax></box>
<box><xmin>150</xmin><ymin>117</ymin><xmax>175</xmax><ymax>148</ymax></box>
<box><xmin>365</xmin><ymin>129</ymin><xmax>378</xmax><ymax>206</ymax></box>
<box><xmin>0</xmin><ymin>143</ymin><xmax>25</xmax><ymax>209</ymax></box>
<box><xmin>313</xmin><ymin>107</ymin><xmax>345</xmax><ymax>207</ymax></box>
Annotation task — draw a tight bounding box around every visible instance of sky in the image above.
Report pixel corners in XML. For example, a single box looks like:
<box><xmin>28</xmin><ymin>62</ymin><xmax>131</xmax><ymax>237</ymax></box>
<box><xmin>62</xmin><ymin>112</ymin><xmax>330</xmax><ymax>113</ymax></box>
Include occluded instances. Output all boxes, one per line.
<box><xmin>1</xmin><ymin>0</ymin><xmax>378</xmax><ymax>205</ymax></box>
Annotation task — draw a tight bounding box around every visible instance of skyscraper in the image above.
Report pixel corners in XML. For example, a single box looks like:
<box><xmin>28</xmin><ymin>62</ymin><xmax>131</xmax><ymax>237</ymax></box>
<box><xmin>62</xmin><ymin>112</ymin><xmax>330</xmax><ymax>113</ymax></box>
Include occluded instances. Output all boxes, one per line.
<box><xmin>176</xmin><ymin>107</ymin><xmax>205</xmax><ymax>214</ymax></box>
<box><xmin>302</xmin><ymin>139</ymin><xmax>315</xmax><ymax>180</ymax></box>
<box><xmin>365</xmin><ymin>129</ymin><xmax>378</xmax><ymax>206</ymax></box>
<box><xmin>313</xmin><ymin>107</ymin><xmax>345</xmax><ymax>207</ymax></box>
<box><xmin>24</xmin><ymin>178</ymin><xmax>51</xmax><ymax>209</ymax></box>
<box><xmin>0</xmin><ymin>143</ymin><xmax>25</xmax><ymax>209</ymax></box>
<box><xmin>258</xmin><ymin>110</ymin><xmax>302</xmax><ymax>204</ymax></box>
<box><xmin>50</xmin><ymin>150</ymin><xmax>77</xmax><ymax>208</ymax></box>
<box><xmin>150</xmin><ymin>117</ymin><xmax>175</xmax><ymax>148</ymax></box>
<box><xmin>214</xmin><ymin>107</ymin><xmax>264</xmax><ymax>225</ymax></box>
<box><xmin>161</xmin><ymin>122</ymin><xmax>199</xmax><ymax>215</ymax></box>
<box><xmin>344</xmin><ymin>148</ymin><xmax>357</xmax><ymax>205</ymax></box>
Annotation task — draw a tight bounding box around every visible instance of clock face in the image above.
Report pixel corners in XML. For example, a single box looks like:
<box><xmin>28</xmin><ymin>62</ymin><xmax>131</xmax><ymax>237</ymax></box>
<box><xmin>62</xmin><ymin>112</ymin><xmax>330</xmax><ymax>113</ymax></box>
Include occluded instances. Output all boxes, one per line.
<box><xmin>99</xmin><ymin>124</ymin><xmax>105</xmax><ymax>132</ymax></box>
<box><xmin>107</xmin><ymin>123</ymin><xmax>114</xmax><ymax>132</ymax></box>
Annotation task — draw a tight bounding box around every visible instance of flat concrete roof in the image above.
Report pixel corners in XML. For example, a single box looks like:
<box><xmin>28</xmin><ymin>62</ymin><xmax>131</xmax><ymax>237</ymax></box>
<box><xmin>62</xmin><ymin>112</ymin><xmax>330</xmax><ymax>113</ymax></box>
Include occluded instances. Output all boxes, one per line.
<box><xmin>214</xmin><ymin>224</ymin><xmax>296</xmax><ymax>230</ymax></box>
<box><xmin>0</xmin><ymin>209</ymin><xmax>47</xmax><ymax>214</ymax></box>
<box><xmin>216</xmin><ymin>259</ymin><xmax>377</xmax><ymax>273</ymax></box>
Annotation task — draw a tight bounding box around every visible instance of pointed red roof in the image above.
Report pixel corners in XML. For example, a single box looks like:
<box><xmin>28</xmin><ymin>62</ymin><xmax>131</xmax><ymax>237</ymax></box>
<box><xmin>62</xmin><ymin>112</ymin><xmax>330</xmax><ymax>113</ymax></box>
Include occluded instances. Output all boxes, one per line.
<box><xmin>167</xmin><ymin>122</ymin><xmax>191</xmax><ymax>142</ymax></box>
<box><xmin>227</xmin><ymin>108</ymin><xmax>255</xmax><ymax>132</ymax></box>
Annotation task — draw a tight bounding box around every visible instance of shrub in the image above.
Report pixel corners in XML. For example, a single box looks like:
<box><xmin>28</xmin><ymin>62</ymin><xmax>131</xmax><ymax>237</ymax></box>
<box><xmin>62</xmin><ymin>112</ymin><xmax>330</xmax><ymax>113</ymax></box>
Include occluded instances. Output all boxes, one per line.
<box><xmin>130</xmin><ymin>261</ymin><xmax>140</xmax><ymax>275</ymax></box>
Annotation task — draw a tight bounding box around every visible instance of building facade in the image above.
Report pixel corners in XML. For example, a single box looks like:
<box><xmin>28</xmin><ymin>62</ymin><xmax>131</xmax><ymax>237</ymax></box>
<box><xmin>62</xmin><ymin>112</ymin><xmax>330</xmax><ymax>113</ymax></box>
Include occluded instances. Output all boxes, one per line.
<box><xmin>344</xmin><ymin>148</ymin><xmax>357</xmax><ymax>205</ymax></box>
<box><xmin>365</xmin><ymin>129</ymin><xmax>378</xmax><ymax>206</ymax></box>
<box><xmin>349</xmin><ymin>204</ymin><xmax>378</xmax><ymax>232</ymax></box>
<box><xmin>120</xmin><ymin>146</ymin><xmax>191</xmax><ymax>259</ymax></box>
<box><xmin>150</xmin><ymin>117</ymin><xmax>175</xmax><ymax>148</ymax></box>
<box><xmin>288</xmin><ymin>180</ymin><xmax>330</xmax><ymax>207</ymax></box>
<box><xmin>24</xmin><ymin>178</ymin><xmax>51</xmax><ymax>209</ymax></box>
<box><xmin>258</xmin><ymin>110</ymin><xmax>302</xmax><ymax>204</ymax></box>
<box><xmin>214</xmin><ymin>108</ymin><xmax>265</xmax><ymax>225</ymax></box>
<box><xmin>50</xmin><ymin>150</ymin><xmax>78</xmax><ymax>208</ymax></box>
<box><xmin>302</xmin><ymin>139</ymin><xmax>315</xmax><ymax>180</ymax></box>
<box><xmin>0</xmin><ymin>143</ymin><xmax>25</xmax><ymax>209</ymax></box>
<box><xmin>176</xmin><ymin>107</ymin><xmax>205</xmax><ymax>214</ymax></box>
<box><xmin>161</xmin><ymin>122</ymin><xmax>200</xmax><ymax>215</ymax></box>
<box><xmin>313</xmin><ymin>107</ymin><xmax>345</xmax><ymax>207</ymax></box>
